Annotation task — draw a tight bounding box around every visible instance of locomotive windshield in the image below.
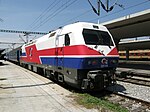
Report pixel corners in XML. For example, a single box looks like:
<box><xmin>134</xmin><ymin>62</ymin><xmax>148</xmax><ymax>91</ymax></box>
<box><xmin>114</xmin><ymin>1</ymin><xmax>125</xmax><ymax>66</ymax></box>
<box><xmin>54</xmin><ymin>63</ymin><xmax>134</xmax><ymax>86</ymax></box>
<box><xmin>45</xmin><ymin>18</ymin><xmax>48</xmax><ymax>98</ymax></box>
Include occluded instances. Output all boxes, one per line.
<box><xmin>83</xmin><ymin>29</ymin><xmax>113</xmax><ymax>46</ymax></box>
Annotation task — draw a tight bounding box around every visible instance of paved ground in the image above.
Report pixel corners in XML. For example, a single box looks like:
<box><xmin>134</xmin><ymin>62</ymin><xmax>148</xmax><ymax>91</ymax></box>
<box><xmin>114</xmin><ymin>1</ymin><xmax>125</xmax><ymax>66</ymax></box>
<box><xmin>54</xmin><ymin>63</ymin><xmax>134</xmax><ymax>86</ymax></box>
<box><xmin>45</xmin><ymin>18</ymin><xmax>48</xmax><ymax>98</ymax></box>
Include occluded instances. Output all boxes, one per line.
<box><xmin>0</xmin><ymin>61</ymin><xmax>97</xmax><ymax>112</ymax></box>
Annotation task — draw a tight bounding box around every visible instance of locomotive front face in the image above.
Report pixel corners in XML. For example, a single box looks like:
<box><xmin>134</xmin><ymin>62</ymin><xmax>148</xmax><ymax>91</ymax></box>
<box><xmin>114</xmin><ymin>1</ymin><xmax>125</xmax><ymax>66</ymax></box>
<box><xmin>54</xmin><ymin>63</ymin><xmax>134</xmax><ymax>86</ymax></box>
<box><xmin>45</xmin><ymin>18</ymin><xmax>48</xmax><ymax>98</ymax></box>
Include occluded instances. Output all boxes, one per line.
<box><xmin>81</xmin><ymin>27</ymin><xmax>119</xmax><ymax>69</ymax></box>
<box><xmin>77</xmin><ymin>24</ymin><xmax>119</xmax><ymax>90</ymax></box>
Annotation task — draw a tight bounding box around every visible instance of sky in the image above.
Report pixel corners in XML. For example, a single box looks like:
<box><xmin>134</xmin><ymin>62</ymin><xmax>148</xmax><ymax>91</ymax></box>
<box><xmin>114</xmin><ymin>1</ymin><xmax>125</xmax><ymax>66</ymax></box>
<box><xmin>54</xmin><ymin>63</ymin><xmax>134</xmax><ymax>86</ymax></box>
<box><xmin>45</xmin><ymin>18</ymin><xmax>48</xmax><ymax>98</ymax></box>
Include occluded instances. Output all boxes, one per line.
<box><xmin>0</xmin><ymin>0</ymin><xmax>150</xmax><ymax>49</ymax></box>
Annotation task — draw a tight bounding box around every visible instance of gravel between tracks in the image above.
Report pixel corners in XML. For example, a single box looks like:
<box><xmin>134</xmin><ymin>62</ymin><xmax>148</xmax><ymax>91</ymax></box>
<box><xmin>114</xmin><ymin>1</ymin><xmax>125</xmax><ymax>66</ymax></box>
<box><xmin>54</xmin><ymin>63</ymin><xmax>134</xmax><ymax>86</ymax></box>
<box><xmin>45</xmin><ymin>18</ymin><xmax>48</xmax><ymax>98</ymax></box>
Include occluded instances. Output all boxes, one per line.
<box><xmin>107</xmin><ymin>81</ymin><xmax>150</xmax><ymax>103</ymax></box>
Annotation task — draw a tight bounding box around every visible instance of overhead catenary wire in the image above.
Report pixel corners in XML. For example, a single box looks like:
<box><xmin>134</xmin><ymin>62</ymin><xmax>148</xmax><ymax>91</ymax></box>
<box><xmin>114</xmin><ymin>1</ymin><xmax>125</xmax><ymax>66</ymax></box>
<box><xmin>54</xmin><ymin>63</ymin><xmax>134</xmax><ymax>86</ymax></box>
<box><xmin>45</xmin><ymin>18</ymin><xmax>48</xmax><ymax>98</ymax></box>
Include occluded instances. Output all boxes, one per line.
<box><xmin>54</xmin><ymin>0</ymin><xmax>150</xmax><ymax>28</ymax></box>
<box><xmin>66</xmin><ymin>9</ymin><xmax>92</xmax><ymax>22</ymax></box>
<box><xmin>66</xmin><ymin>0</ymin><xmax>149</xmax><ymax>30</ymax></box>
<box><xmin>87</xmin><ymin>0</ymin><xmax>120</xmax><ymax>16</ymax></box>
<box><xmin>52</xmin><ymin>9</ymin><xmax>92</xmax><ymax>28</ymax></box>
<box><xmin>27</xmin><ymin>0</ymin><xmax>61</xmax><ymax>30</ymax></box>
<box><xmin>55</xmin><ymin>0</ymin><xmax>114</xmax><ymax>28</ymax></box>
<box><xmin>30</xmin><ymin>0</ymin><xmax>78</xmax><ymax>31</ymax></box>
<box><xmin>90</xmin><ymin>0</ymin><xmax>150</xmax><ymax>22</ymax></box>
<box><xmin>31</xmin><ymin>0</ymin><xmax>78</xmax><ymax>31</ymax></box>
<box><xmin>27</xmin><ymin>0</ymin><xmax>149</xmax><ymax>32</ymax></box>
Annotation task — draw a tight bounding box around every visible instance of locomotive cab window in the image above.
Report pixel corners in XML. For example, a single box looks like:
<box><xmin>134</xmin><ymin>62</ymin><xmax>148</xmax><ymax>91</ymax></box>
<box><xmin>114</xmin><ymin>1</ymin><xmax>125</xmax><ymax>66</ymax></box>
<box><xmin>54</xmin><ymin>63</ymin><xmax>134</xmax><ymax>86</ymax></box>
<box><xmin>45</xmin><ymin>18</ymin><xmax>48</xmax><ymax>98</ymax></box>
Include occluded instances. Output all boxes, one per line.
<box><xmin>82</xmin><ymin>29</ymin><xmax>113</xmax><ymax>46</ymax></box>
<box><xmin>65</xmin><ymin>34</ymin><xmax>70</xmax><ymax>46</ymax></box>
<box><xmin>20</xmin><ymin>50</ymin><xmax>22</xmax><ymax>56</ymax></box>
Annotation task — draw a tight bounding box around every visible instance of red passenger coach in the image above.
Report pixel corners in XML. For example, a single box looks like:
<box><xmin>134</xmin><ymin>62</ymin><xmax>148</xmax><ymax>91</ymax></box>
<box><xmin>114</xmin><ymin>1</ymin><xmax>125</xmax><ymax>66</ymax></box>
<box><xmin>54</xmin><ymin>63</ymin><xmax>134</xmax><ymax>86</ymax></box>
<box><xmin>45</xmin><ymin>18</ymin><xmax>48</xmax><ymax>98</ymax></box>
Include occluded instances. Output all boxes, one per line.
<box><xmin>19</xmin><ymin>22</ymin><xmax>119</xmax><ymax>90</ymax></box>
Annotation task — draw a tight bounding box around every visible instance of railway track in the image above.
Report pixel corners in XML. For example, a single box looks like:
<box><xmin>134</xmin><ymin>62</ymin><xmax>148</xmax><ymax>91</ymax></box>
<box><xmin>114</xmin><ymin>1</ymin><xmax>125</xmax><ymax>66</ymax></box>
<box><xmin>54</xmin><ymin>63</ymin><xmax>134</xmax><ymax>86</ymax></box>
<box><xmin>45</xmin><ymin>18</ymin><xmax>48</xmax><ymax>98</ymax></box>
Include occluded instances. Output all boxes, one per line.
<box><xmin>116</xmin><ymin>76</ymin><xmax>150</xmax><ymax>87</ymax></box>
<box><xmin>91</xmin><ymin>89</ymin><xmax>150</xmax><ymax>112</ymax></box>
<box><xmin>115</xmin><ymin>70</ymin><xmax>150</xmax><ymax>87</ymax></box>
<box><xmin>105</xmin><ymin>69</ymin><xmax>150</xmax><ymax>111</ymax></box>
<box><xmin>106</xmin><ymin>92</ymin><xmax>150</xmax><ymax>112</ymax></box>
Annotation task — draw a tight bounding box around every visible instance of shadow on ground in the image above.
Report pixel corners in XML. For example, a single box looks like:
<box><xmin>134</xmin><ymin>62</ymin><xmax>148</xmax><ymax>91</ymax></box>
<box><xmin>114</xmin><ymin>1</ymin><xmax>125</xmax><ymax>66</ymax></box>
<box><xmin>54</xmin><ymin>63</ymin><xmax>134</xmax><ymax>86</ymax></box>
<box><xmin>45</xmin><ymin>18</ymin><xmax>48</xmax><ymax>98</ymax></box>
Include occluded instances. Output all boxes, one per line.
<box><xmin>0</xmin><ymin>62</ymin><xmax>9</xmax><ymax>66</ymax></box>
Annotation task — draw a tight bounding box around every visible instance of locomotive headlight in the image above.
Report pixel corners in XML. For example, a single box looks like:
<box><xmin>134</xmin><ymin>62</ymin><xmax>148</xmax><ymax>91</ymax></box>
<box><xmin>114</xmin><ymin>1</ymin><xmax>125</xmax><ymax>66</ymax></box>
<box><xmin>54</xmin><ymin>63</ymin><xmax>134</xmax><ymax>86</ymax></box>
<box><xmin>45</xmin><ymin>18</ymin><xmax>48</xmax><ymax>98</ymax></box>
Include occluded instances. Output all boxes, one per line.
<box><xmin>92</xmin><ymin>60</ymin><xmax>98</xmax><ymax>65</ymax></box>
<box><xmin>88</xmin><ymin>60</ymin><xmax>98</xmax><ymax>65</ymax></box>
<box><xmin>111</xmin><ymin>59</ymin><xmax>118</xmax><ymax>64</ymax></box>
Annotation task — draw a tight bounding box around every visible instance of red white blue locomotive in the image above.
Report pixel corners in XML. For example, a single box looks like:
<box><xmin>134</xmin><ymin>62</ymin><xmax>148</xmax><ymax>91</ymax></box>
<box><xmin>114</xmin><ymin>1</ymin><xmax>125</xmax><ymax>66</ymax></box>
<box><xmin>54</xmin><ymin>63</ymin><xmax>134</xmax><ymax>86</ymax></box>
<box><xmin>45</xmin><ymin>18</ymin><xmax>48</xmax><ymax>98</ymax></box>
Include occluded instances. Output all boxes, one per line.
<box><xmin>19</xmin><ymin>22</ymin><xmax>119</xmax><ymax>90</ymax></box>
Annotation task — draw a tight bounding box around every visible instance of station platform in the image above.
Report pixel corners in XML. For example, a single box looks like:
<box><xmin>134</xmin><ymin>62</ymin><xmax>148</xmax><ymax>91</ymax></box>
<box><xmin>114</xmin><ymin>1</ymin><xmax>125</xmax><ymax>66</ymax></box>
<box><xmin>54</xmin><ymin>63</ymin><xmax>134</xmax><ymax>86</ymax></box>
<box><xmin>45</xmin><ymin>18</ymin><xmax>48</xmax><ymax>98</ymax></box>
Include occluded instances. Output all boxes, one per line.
<box><xmin>0</xmin><ymin>61</ymin><xmax>97</xmax><ymax>112</ymax></box>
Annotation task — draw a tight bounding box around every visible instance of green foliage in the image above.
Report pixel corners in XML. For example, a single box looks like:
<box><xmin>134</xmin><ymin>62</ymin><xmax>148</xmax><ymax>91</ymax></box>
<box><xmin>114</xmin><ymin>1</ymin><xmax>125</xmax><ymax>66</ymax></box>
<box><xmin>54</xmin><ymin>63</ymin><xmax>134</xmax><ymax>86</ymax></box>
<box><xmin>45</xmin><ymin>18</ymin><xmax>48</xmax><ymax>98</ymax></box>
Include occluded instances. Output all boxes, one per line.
<box><xmin>74</xmin><ymin>93</ymin><xmax>128</xmax><ymax>112</ymax></box>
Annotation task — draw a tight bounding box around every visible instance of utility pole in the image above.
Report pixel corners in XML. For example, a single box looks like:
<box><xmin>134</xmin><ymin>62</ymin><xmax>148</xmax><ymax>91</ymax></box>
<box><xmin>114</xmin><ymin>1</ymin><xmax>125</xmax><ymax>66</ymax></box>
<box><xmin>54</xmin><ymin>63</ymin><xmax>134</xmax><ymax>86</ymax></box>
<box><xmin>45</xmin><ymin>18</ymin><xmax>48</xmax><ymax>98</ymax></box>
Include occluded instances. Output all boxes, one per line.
<box><xmin>24</xmin><ymin>33</ymin><xmax>30</xmax><ymax>43</ymax></box>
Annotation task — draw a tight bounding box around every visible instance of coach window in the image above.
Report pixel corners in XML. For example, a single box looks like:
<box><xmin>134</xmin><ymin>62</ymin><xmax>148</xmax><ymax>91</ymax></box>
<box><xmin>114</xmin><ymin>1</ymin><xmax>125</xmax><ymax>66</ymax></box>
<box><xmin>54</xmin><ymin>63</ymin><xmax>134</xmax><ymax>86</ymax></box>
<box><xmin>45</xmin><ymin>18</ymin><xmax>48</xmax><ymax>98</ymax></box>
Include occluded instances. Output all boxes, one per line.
<box><xmin>65</xmin><ymin>34</ymin><xmax>70</xmax><ymax>46</ymax></box>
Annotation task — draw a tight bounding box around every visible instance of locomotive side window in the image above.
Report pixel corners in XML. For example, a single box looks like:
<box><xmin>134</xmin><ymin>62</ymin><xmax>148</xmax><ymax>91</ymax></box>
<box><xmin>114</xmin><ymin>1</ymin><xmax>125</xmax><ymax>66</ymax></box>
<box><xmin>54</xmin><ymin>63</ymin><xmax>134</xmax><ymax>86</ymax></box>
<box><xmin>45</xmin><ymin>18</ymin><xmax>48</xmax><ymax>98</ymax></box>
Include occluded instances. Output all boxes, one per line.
<box><xmin>20</xmin><ymin>50</ymin><xmax>22</xmax><ymax>56</ymax></box>
<box><xmin>49</xmin><ymin>32</ymin><xmax>56</xmax><ymax>38</ymax></box>
<box><xmin>83</xmin><ymin>29</ymin><xmax>113</xmax><ymax>46</ymax></box>
<box><xmin>29</xmin><ymin>48</ymin><xmax>33</xmax><ymax>57</ymax></box>
<box><xmin>65</xmin><ymin>34</ymin><xmax>70</xmax><ymax>46</ymax></box>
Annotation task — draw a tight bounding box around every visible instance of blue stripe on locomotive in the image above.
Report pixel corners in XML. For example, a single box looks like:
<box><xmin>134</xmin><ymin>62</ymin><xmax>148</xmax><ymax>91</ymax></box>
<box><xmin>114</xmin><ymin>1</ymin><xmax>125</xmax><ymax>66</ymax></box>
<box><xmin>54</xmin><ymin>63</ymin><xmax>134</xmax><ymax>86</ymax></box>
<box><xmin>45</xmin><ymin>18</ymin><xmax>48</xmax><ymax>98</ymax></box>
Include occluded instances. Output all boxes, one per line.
<box><xmin>40</xmin><ymin>57</ymin><xmax>118</xmax><ymax>69</ymax></box>
<box><xmin>21</xmin><ymin>52</ymin><xmax>26</xmax><ymax>56</ymax></box>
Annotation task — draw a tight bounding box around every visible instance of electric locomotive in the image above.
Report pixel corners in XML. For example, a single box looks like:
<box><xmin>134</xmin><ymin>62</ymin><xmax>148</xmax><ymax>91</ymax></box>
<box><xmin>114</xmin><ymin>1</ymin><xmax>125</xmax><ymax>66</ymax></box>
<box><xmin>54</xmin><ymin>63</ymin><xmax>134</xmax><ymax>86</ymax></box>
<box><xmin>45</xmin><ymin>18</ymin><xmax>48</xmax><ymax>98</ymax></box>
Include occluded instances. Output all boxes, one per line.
<box><xmin>20</xmin><ymin>22</ymin><xmax>119</xmax><ymax>90</ymax></box>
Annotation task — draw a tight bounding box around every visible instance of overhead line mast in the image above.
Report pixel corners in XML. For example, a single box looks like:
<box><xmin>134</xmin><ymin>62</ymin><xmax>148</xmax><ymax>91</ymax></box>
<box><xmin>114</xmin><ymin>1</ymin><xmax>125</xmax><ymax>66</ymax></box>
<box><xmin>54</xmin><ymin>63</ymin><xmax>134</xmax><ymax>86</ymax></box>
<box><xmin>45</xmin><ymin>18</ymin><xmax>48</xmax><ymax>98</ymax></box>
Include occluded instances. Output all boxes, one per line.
<box><xmin>0</xmin><ymin>29</ymin><xmax>47</xmax><ymax>35</ymax></box>
<box><xmin>88</xmin><ymin>0</ymin><xmax>123</xmax><ymax>16</ymax></box>
<box><xmin>0</xmin><ymin>29</ymin><xmax>48</xmax><ymax>43</ymax></box>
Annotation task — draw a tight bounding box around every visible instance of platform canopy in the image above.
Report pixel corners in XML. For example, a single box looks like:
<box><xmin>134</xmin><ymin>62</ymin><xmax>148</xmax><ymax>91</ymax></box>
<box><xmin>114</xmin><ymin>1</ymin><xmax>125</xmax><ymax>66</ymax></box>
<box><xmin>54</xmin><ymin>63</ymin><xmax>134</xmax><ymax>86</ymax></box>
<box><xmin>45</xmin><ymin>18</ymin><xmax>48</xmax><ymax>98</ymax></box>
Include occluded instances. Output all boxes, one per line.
<box><xmin>0</xmin><ymin>49</ymin><xmax>5</xmax><ymax>59</ymax></box>
<box><xmin>0</xmin><ymin>49</ymin><xmax>4</xmax><ymax>54</ymax></box>
<box><xmin>118</xmin><ymin>39</ymin><xmax>150</xmax><ymax>51</ymax></box>
<box><xmin>101</xmin><ymin>9</ymin><xmax>150</xmax><ymax>41</ymax></box>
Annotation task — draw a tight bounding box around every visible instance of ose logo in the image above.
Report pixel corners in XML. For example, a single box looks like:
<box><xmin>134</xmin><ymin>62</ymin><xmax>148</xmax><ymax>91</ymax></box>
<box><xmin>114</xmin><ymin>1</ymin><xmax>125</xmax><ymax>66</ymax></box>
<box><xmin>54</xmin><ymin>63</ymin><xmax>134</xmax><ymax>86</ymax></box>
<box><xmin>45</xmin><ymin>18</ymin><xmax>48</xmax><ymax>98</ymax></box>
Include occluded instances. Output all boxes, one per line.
<box><xmin>101</xmin><ymin>58</ymin><xmax>108</xmax><ymax>67</ymax></box>
<box><xmin>101</xmin><ymin>58</ymin><xmax>108</xmax><ymax>65</ymax></box>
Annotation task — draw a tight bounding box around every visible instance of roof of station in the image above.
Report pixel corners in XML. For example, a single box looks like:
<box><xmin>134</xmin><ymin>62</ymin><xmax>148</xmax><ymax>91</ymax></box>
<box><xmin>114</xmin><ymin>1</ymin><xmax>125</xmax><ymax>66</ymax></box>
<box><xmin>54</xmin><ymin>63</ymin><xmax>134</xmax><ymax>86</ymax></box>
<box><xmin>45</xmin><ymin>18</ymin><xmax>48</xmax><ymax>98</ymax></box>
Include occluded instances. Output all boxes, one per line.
<box><xmin>0</xmin><ymin>49</ymin><xmax>4</xmax><ymax>54</ymax></box>
<box><xmin>0</xmin><ymin>49</ymin><xmax>5</xmax><ymax>57</ymax></box>
<box><xmin>118</xmin><ymin>39</ymin><xmax>150</xmax><ymax>51</ymax></box>
<box><xmin>101</xmin><ymin>9</ymin><xmax>150</xmax><ymax>40</ymax></box>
